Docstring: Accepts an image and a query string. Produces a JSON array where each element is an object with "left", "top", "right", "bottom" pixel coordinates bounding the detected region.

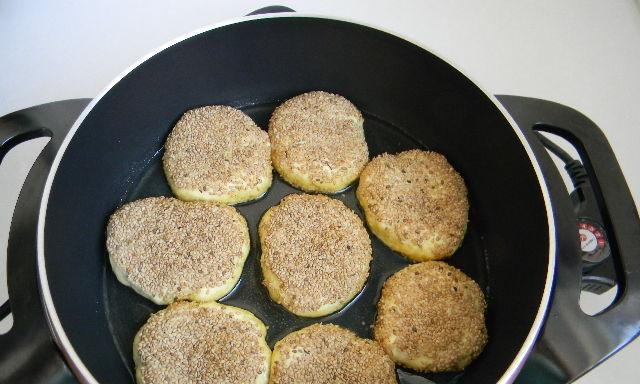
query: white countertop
[{"left": 1, "top": 1, "right": 639, "bottom": 382}]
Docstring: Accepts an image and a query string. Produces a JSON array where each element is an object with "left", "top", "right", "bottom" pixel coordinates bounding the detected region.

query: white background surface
[{"left": 1, "top": 1, "right": 639, "bottom": 382}]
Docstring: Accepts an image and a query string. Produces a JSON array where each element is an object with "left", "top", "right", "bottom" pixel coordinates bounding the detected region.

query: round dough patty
[
  {"left": 259, "top": 194, "right": 371, "bottom": 317},
  {"left": 270, "top": 324, "right": 397, "bottom": 384},
  {"left": 163, "top": 105, "right": 272, "bottom": 204},
  {"left": 374, "top": 261, "right": 487, "bottom": 372},
  {"left": 134, "top": 301, "right": 270, "bottom": 384},
  {"left": 356, "top": 149, "right": 468, "bottom": 261},
  {"left": 106, "top": 196, "right": 249, "bottom": 305},
  {"left": 268, "top": 91, "right": 369, "bottom": 193}
]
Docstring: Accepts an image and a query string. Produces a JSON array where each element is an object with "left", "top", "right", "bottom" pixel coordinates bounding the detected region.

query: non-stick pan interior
[
  {"left": 104, "top": 102, "right": 489, "bottom": 384},
  {"left": 43, "top": 17, "right": 549, "bottom": 383}
]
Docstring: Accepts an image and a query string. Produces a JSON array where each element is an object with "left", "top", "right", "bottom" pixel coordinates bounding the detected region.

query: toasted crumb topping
[
  {"left": 259, "top": 194, "right": 371, "bottom": 314},
  {"left": 374, "top": 262, "right": 487, "bottom": 372},
  {"left": 269, "top": 91, "right": 368, "bottom": 190},
  {"left": 356, "top": 149, "right": 468, "bottom": 258},
  {"left": 106, "top": 196, "right": 248, "bottom": 303},
  {"left": 271, "top": 324, "right": 397, "bottom": 384},
  {"left": 163, "top": 105, "right": 271, "bottom": 198},
  {"left": 136, "top": 302, "right": 269, "bottom": 383}
]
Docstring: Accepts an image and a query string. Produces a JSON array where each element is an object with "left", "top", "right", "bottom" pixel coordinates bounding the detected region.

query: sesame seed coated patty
[
  {"left": 259, "top": 194, "right": 371, "bottom": 317},
  {"left": 268, "top": 91, "right": 369, "bottom": 193},
  {"left": 134, "top": 301, "right": 270, "bottom": 384},
  {"left": 106, "top": 196, "right": 250, "bottom": 305},
  {"left": 269, "top": 323, "right": 397, "bottom": 384},
  {"left": 356, "top": 149, "right": 469, "bottom": 261},
  {"left": 163, "top": 105, "right": 272, "bottom": 204},
  {"left": 374, "top": 261, "right": 488, "bottom": 372}
]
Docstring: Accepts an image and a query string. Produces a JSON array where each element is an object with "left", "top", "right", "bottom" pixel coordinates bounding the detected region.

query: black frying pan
[{"left": 1, "top": 11, "right": 639, "bottom": 384}]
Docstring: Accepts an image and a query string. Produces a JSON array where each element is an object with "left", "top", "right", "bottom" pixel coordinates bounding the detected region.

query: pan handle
[
  {"left": 0, "top": 115, "right": 52, "bottom": 323},
  {"left": 0, "top": 99, "right": 91, "bottom": 383},
  {"left": 496, "top": 95, "right": 640, "bottom": 383},
  {"left": 246, "top": 5, "right": 295, "bottom": 16}
]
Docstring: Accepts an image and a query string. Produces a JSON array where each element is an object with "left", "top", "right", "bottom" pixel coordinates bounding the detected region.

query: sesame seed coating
[
  {"left": 270, "top": 323, "right": 397, "bottom": 384},
  {"left": 259, "top": 194, "right": 371, "bottom": 316},
  {"left": 106, "top": 196, "right": 250, "bottom": 304},
  {"left": 374, "top": 262, "right": 487, "bottom": 372},
  {"left": 356, "top": 150, "right": 469, "bottom": 261},
  {"left": 163, "top": 105, "right": 272, "bottom": 204},
  {"left": 134, "top": 301, "right": 270, "bottom": 384},
  {"left": 269, "top": 91, "right": 369, "bottom": 193}
]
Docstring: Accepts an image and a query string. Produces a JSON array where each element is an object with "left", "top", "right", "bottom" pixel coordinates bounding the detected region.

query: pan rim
[{"left": 35, "top": 13, "right": 556, "bottom": 384}]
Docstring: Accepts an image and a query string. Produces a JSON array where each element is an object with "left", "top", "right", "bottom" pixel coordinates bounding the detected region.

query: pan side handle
[
  {"left": 497, "top": 95, "right": 640, "bottom": 383},
  {"left": 245, "top": 5, "right": 295, "bottom": 16},
  {"left": 0, "top": 99, "right": 90, "bottom": 384}
]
